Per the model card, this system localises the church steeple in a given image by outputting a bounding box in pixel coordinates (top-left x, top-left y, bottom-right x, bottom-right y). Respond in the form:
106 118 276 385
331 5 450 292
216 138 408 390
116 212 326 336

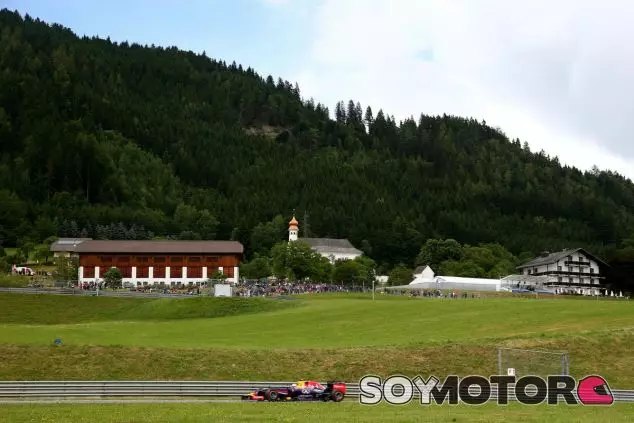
288 212 299 241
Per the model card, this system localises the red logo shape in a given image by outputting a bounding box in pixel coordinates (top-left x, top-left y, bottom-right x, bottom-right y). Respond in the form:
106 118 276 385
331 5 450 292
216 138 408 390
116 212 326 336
576 375 614 405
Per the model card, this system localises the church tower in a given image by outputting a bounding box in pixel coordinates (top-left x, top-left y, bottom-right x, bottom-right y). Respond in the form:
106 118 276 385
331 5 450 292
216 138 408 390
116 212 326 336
288 215 299 241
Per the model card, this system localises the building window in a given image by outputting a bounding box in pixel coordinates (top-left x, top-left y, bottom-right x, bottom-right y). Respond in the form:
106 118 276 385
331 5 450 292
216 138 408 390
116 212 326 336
154 266 166 278
568 277 573 283
558 277 562 282
206 256 219 263
84 266 95 278
136 267 149 278
118 256 131 263
557 266 562 271
101 256 113 263
118 266 132 278
154 257 166 263
137 256 149 263
171 257 183 264
188 267 203 278
189 257 201 263
171 266 182 278
590 268 594 274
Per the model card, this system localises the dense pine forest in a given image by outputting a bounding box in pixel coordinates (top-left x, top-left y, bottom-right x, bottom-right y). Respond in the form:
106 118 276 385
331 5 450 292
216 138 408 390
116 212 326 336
0 9 633 287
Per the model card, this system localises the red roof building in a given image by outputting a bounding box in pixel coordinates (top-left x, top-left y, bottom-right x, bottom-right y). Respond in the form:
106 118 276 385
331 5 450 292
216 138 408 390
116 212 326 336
73 240 244 287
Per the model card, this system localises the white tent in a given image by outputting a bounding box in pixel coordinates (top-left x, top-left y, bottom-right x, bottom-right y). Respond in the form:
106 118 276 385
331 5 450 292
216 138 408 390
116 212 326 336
388 275 503 292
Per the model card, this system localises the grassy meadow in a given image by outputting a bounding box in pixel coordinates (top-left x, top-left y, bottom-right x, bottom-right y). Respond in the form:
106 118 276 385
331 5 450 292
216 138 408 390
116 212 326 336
1 293 633 349
1 291 633 421
2 402 634 423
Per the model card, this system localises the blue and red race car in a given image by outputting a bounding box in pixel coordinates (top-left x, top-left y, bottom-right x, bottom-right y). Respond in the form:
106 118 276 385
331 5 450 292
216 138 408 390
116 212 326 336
241 380 346 402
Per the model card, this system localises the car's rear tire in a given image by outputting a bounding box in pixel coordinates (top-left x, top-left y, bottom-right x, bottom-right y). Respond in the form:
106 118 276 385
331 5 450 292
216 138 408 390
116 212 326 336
331 391 344 402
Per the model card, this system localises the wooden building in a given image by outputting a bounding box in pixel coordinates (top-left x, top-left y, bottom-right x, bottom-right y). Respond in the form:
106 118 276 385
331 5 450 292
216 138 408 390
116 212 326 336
73 240 244 286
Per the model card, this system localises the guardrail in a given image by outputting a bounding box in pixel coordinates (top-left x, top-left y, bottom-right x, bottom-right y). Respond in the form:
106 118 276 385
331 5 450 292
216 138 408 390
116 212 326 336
1 381 633 402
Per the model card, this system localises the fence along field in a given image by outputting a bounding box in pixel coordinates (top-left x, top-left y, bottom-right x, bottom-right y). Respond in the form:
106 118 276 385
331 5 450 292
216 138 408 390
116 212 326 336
498 347 570 378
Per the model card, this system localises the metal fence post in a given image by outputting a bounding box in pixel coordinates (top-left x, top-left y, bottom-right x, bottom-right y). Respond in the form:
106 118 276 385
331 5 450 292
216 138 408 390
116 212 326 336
497 348 502 375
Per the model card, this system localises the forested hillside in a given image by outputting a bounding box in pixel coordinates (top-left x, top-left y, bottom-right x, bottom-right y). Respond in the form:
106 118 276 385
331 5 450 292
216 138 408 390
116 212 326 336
1 9 634 280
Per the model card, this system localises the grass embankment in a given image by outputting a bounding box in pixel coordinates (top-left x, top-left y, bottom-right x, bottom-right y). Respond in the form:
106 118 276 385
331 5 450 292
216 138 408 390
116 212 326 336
2 330 633 385
0 275 32 288
0 293 298 324
2 402 633 423
1 295 632 348
0 292 633 386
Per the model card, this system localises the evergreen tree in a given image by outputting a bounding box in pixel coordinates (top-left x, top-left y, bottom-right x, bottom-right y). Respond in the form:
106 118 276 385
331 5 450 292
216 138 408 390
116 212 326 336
0 9 632 284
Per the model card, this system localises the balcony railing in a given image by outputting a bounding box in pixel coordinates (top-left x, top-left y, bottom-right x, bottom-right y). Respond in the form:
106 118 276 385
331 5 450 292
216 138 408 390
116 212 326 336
530 270 604 279
564 260 591 266
544 281 604 288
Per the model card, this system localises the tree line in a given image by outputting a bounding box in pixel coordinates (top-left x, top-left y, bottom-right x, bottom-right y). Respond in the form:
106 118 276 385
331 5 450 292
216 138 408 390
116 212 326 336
240 239 378 287
0 9 633 291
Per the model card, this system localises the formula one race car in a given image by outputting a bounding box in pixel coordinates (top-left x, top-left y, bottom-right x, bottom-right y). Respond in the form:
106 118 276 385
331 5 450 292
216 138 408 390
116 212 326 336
241 380 346 402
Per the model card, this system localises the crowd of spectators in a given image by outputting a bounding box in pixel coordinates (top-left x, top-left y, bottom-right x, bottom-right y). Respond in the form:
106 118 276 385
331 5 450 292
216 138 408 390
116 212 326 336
233 279 367 297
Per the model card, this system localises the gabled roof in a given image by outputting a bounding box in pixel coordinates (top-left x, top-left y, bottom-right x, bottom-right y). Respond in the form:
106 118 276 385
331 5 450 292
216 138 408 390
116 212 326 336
516 248 609 269
414 265 433 275
74 240 244 254
50 238 93 252
301 238 362 255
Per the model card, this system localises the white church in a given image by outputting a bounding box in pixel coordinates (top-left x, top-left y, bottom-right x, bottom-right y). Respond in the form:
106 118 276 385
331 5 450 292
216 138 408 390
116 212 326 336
287 215 363 264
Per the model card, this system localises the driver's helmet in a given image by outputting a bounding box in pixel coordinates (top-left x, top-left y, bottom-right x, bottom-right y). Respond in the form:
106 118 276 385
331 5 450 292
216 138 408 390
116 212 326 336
293 380 306 389
307 381 324 389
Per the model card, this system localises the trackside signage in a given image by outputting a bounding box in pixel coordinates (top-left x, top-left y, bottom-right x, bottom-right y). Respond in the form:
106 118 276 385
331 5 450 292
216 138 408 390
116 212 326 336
358 374 614 406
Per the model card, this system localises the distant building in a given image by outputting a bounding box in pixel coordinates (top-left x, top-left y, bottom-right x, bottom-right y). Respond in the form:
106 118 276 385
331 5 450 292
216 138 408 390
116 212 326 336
50 238 92 259
375 275 389 284
287 215 362 263
73 240 244 286
516 248 608 294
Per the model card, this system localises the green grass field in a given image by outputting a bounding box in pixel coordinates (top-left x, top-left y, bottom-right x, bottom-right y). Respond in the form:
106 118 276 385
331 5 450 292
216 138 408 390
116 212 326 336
2 402 634 423
2 293 633 349
1 292 633 421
